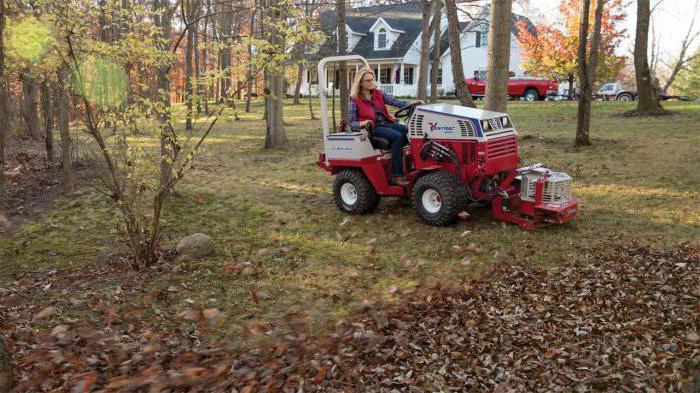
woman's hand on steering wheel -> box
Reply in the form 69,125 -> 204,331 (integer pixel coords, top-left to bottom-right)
394,101 -> 421,119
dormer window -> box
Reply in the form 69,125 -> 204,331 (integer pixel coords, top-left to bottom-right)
378,28 -> 387,49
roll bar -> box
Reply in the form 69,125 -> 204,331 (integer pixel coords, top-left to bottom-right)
318,55 -> 370,137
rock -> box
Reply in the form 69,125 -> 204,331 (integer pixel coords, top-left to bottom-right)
176,233 -> 214,259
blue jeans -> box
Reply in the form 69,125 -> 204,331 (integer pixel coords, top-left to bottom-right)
374,122 -> 409,176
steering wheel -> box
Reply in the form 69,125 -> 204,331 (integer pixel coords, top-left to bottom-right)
394,101 -> 420,120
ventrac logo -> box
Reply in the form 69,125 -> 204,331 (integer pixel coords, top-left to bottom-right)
428,121 -> 456,133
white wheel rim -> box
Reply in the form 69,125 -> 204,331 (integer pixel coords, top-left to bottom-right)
340,183 -> 358,205
422,189 -> 442,214
526,92 -> 536,101
619,95 -> 630,101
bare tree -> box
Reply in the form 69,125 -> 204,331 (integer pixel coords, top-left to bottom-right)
575,0 -> 604,147
21,76 -> 41,139
56,67 -> 72,192
417,0 -> 433,102
484,0 -> 512,112
444,0 -> 476,107
184,0 -> 201,130
661,3 -> 699,94
430,0 -> 442,103
338,0 -> 349,121
0,0 -> 7,216
634,0 -> 664,113
40,77 -> 54,162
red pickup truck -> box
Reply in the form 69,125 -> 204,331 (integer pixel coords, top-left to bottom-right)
466,71 -> 559,101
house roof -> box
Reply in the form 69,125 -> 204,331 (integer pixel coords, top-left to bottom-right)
312,2 -> 535,62
314,2 -> 425,60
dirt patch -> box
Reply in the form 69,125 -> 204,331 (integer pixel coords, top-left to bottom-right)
618,109 -> 678,118
4,242 -> 697,391
1,138 -> 95,232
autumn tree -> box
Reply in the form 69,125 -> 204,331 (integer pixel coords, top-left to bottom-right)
517,0 -> 626,99
575,0 -> 605,147
484,0 -> 513,113
417,0 -> 433,102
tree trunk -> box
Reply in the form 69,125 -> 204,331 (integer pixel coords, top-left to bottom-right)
264,0 -> 287,148
22,76 -> 41,139
185,15 -> 196,130
202,0 -> 211,115
41,78 -> 54,162
634,0 -> 664,113
0,0 -> 7,216
308,86 -> 316,120
567,72 -> 574,100
219,1 -> 234,107
484,0 -> 512,113
430,0 -> 442,103
194,20 -> 202,114
245,1 -> 257,113
57,67 -> 72,192
154,0 -> 173,192
293,63 -> 304,104
417,0 -> 432,102
575,0 -> 604,147
444,0 -> 476,107
338,0 -> 349,121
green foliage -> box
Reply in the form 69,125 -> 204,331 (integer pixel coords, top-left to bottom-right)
70,56 -> 128,109
674,50 -> 700,96
5,17 -> 54,64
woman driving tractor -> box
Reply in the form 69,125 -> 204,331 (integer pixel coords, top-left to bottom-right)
348,68 -> 418,186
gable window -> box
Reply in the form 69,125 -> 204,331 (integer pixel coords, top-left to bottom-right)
378,28 -> 387,49
403,67 -> 414,85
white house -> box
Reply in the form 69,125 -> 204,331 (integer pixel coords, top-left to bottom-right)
293,3 -> 534,98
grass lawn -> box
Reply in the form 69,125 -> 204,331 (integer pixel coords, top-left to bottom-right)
1,99 -> 698,339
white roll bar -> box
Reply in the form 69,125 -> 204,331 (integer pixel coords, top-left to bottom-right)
318,55 -> 370,137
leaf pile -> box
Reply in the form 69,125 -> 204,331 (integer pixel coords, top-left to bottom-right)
3,243 -> 698,392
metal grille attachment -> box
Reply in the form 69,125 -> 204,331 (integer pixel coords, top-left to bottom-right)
519,169 -> 572,205
409,114 -> 425,137
457,120 -> 477,138
487,117 -> 503,130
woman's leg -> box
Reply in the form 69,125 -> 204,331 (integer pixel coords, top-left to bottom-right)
388,123 -> 409,145
373,126 -> 405,176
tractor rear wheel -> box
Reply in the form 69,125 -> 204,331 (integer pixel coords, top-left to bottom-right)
333,169 -> 380,214
412,171 -> 469,226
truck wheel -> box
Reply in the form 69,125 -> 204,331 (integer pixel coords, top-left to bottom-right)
617,93 -> 633,101
412,171 -> 468,226
524,88 -> 539,101
333,169 -> 380,214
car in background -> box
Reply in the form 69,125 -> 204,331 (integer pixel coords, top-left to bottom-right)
466,71 -> 559,101
594,82 -> 637,101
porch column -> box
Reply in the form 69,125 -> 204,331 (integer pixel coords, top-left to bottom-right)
376,64 -> 380,82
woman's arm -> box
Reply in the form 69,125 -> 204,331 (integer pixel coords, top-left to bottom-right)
348,99 -> 361,130
381,90 -> 408,108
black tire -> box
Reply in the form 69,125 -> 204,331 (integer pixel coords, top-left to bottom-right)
333,169 -> 380,214
523,88 -> 539,102
412,171 -> 469,226
617,93 -> 633,101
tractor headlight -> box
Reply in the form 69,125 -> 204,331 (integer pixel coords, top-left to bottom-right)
501,116 -> 509,127
481,120 -> 490,130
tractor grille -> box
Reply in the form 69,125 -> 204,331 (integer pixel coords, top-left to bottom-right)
457,120 -> 477,138
487,117 -> 503,130
409,114 -> 425,137
520,170 -> 572,205
485,136 -> 518,159
461,143 -> 477,164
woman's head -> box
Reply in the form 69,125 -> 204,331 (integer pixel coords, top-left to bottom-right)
350,68 -> 376,98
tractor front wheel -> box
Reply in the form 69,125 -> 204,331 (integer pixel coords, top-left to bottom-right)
412,171 -> 468,226
333,169 -> 380,214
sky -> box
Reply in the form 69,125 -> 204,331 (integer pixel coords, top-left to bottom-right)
515,0 -> 700,58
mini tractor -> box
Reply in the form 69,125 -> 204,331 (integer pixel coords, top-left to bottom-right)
316,55 -> 578,229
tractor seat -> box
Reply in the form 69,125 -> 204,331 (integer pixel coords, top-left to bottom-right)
371,136 -> 391,150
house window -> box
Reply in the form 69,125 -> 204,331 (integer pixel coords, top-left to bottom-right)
380,67 -> 391,84
403,67 -> 414,85
429,66 -> 442,85
378,28 -> 387,49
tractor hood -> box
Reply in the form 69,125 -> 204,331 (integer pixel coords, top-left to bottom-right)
416,103 -> 506,120
409,103 -> 516,141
